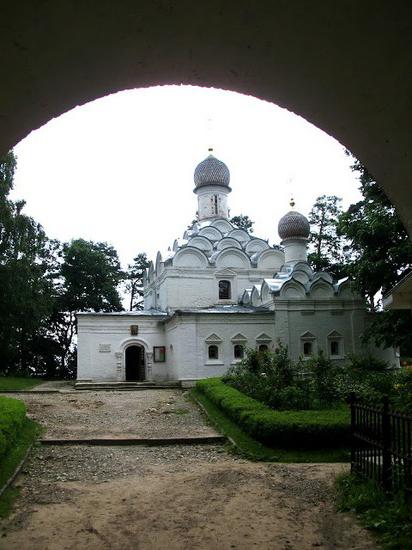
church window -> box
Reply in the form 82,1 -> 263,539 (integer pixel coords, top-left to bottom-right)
330,340 -> 340,356
258,344 -> 269,353
219,280 -> 231,300
303,341 -> 312,356
214,194 -> 218,214
234,344 -> 244,359
327,331 -> 343,358
300,332 -> 316,359
208,345 -> 219,360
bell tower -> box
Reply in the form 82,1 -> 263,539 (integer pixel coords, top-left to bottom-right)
193,149 -> 232,221
278,199 -> 310,264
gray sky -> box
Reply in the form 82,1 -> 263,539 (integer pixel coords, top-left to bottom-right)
12,85 -> 361,267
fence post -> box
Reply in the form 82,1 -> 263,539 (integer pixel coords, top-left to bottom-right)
382,395 -> 392,493
348,392 -> 356,475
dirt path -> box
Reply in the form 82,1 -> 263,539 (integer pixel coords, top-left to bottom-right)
0,390 -> 377,550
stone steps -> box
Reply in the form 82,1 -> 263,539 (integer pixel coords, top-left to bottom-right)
39,435 -> 225,446
74,381 -> 182,391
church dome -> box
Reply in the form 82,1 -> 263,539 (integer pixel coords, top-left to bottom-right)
194,153 -> 230,189
278,210 -> 310,240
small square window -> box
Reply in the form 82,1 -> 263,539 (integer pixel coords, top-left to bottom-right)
258,344 -> 268,353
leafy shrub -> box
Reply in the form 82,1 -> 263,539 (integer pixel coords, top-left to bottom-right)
346,353 -> 390,374
226,345 -> 412,413
305,351 -> 341,407
196,378 -> 350,448
335,354 -> 397,404
0,397 -> 27,461
225,344 -> 342,410
391,367 -> 412,411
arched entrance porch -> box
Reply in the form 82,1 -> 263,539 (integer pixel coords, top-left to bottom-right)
125,344 -> 145,382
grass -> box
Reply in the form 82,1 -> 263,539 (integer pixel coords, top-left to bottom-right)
172,407 -> 190,415
0,418 -> 42,517
0,376 -> 44,391
336,473 -> 412,549
191,388 -> 349,462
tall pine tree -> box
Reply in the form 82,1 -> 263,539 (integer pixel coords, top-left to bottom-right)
307,195 -> 347,277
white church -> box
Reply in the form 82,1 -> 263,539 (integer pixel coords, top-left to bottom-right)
77,152 -> 396,386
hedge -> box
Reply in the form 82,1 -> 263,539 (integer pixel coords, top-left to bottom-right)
196,378 -> 350,448
0,397 -> 27,461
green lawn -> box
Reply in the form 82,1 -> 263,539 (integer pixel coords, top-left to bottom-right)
0,376 -> 45,391
0,418 -> 41,517
191,388 -> 349,462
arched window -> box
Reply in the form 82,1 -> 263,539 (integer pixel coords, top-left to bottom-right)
258,344 -> 268,353
208,345 -> 219,360
303,341 -> 312,356
219,280 -> 231,300
234,344 -> 244,359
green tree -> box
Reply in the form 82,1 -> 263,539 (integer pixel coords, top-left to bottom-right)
337,158 -> 412,311
49,239 -> 124,375
307,195 -> 347,276
124,252 -> 150,311
59,239 -> 123,313
337,156 -> 412,353
230,214 -> 254,233
0,151 -> 57,375
362,310 -> 412,355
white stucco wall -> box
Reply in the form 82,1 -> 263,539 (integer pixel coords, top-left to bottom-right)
148,267 -> 284,311
77,314 -> 167,382
164,312 -> 276,382
77,304 -> 398,383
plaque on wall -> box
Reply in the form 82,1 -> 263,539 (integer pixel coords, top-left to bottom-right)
153,346 -> 166,362
130,325 -> 139,335
99,344 -> 111,353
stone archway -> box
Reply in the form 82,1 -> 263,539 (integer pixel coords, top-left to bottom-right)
1,3 -> 412,235
124,344 -> 145,382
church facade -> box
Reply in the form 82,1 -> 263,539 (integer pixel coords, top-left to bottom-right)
77,153 -> 397,386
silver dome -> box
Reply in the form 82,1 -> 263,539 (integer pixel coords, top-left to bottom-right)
194,154 -> 231,189
278,210 -> 310,240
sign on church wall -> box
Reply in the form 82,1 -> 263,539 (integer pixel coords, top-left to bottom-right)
153,346 -> 166,362
130,325 -> 139,336
99,344 -> 111,353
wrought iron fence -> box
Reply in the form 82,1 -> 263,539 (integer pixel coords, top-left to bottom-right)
349,395 -> 412,493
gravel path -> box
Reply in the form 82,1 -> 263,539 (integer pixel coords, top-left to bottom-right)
0,389 -> 217,438
0,390 -> 377,549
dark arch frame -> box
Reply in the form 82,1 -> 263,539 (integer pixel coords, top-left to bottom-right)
1,3 -> 411,239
